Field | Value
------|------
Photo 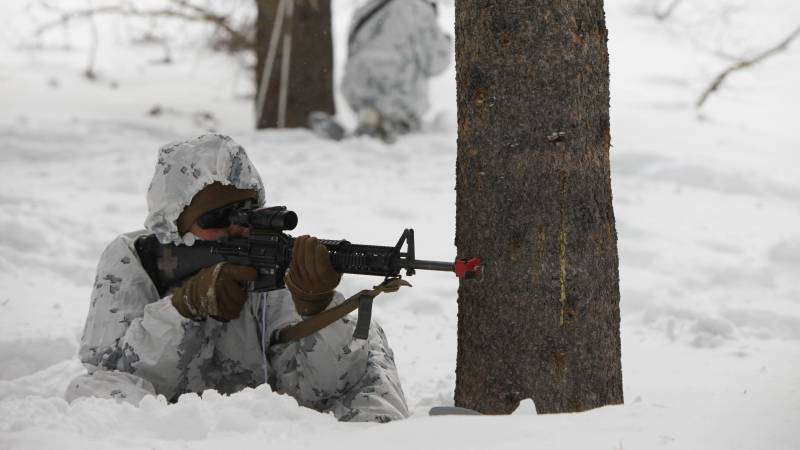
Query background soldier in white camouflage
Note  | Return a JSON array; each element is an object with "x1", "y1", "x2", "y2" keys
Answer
[
  {"x1": 312, "y1": 0, "x2": 452, "y2": 143},
  {"x1": 343, "y1": 0, "x2": 452, "y2": 142},
  {"x1": 66, "y1": 134, "x2": 409, "y2": 422}
]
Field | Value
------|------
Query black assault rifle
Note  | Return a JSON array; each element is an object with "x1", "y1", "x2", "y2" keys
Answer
[{"x1": 134, "y1": 206, "x2": 481, "y2": 339}]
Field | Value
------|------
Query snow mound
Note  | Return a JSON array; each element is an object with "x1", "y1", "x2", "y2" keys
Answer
[
  {"x1": 0, "y1": 337, "x2": 77, "y2": 380},
  {"x1": 0, "y1": 385, "x2": 333, "y2": 441}
]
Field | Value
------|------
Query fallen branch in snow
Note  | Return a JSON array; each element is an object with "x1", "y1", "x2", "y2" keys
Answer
[{"x1": 696, "y1": 25, "x2": 800, "y2": 108}]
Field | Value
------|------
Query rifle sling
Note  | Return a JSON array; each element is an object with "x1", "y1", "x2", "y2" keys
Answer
[
  {"x1": 347, "y1": 0, "x2": 394, "y2": 54},
  {"x1": 273, "y1": 278, "x2": 410, "y2": 344},
  {"x1": 353, "y1": 294, "x2": 374, "y2": 340}
]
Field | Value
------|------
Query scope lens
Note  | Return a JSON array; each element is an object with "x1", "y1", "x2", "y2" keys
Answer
[
  {"x1": 246, "y1": 207, "x2": 297, "y2": 230},
  {"x1": 270, "y1": 210, "x2": 298, "y2": 230}
]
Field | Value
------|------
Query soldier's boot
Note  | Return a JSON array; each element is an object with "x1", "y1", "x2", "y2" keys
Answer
[
  {"x1": 309, "y1": 111, "x2": 347, "y2": 141},
  {"x1": 355, "y1": 107, "x2": 401, "y2": 144}
]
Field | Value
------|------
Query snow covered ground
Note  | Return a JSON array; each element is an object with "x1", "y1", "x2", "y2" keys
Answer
[{"x1": 1, "y1": 0, "x2": 799, "y2": 449}]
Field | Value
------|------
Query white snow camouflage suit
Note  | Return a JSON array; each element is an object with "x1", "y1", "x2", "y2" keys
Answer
[
  {"x1": 66, "y1": 134, "x2": 409, "y2": 422},
  {"x1": 341, "y1": 0, "x2": 452, "y2": 131}
]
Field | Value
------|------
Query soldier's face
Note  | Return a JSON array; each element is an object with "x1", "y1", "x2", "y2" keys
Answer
[{"x1": 189, "y1": 222, "x2": 250, "y2": 241}]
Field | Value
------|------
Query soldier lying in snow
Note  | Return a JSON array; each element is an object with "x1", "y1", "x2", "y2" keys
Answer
[{"x1": 66, "y1": 134, "x2": 409, "y2": 422}]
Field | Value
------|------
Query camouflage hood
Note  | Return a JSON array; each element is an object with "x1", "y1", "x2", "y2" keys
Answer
[{"x1": 144, "y1": 134, "x2": 266, "y2": 245}]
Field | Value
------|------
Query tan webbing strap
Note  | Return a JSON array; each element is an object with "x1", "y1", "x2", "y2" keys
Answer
[{"x1": 273, "y1": 278, "x2": 411, "y2": 344}]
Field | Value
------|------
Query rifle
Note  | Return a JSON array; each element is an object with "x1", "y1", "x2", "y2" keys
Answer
[{"x1": 134, "y1": 206, "x2": 481, "y2": 339}]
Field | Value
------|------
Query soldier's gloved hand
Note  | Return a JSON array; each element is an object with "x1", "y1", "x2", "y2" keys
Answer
[
  {"x1": 171, "y1": 263, "x2": 257, "y2": 322},
  {"x1": 285, "y1": 235, "x2": 342, "y2": 316}
]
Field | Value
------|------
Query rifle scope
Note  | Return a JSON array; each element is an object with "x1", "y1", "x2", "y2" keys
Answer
[{"x1": 230, "y1": 206, "x2": 298, "y2": 231}]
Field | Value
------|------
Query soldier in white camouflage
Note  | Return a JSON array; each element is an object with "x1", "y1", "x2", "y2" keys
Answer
[
  {"x1": 66, "y1": 134, "x2": 409, "y2": 422},
  {"x1": 341, "y1": 0, "x2": 452, "y2": 141}
]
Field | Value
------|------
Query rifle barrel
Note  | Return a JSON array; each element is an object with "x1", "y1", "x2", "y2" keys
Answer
[{"x1": 408, "y1": 259, "x2": 454, "y2": 272}]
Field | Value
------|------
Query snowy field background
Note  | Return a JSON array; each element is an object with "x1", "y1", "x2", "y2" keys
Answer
[{"x1": 1, "y1": 0, "x2": 799, "y2": 449}]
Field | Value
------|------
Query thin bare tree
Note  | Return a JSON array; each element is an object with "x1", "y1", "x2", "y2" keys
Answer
[{"x1": 253, "y1": 0, "x2": 335, "y2": 129}]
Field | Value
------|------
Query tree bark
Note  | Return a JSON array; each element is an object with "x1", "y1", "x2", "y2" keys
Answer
[
  {"x1": 454, "y1": 0, "x2": 623, "y2": 414},
  {"x1": 254, "y1": 0, "x2": 335, "y2": 129}
]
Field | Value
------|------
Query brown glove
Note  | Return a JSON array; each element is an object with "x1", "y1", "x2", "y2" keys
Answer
[
  {"x1": 171, "y1": 263, "x2": 258, "y2": 322},
  {"x1": 284, "y1": 235, "x2": 342, "y2": 316}
]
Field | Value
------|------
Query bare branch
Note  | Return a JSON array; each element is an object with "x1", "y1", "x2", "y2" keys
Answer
[
  {"x1": 653, "y1": 0, "x2": 683, "y2": 22},
  {"x1": 696, "y1": 25, "x2": 800, "y2": 108},
  {"x1": 166, "y1": 0, "x2": 251, "y2": 48},
  {"x1": 35, "y1": 5, "x2": 127, "y2": 34},
  {"x1": 35, "y1": 3, "x2": 254, "y2": 51}
]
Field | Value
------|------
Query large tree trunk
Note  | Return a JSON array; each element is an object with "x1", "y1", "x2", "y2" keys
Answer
[
  {"x1": 254, "y1": 0, "x2": 335, "y2": 129},
  {"x1": 454, "y1": 0, "x2": 623, "y2": 414}
]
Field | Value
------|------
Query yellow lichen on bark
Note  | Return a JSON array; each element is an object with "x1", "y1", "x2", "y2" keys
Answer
[{"x1": 559, "y1": 175, "x2": 568, "y2": 326}]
